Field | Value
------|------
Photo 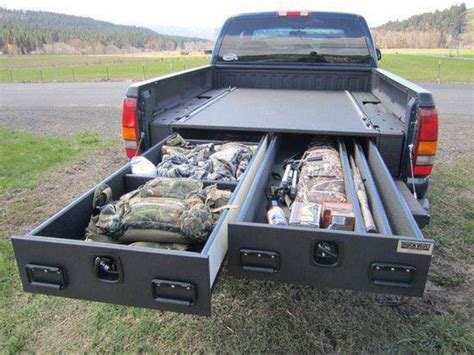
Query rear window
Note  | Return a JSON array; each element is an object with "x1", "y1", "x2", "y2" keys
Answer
[{"x1": 217, "y1": 15, "x2": 371, "y2": 65}]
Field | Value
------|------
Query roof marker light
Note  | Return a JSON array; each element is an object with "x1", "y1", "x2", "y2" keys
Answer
[{"x1": 276, "y1": 11, "x2": 311, "y2": 17}]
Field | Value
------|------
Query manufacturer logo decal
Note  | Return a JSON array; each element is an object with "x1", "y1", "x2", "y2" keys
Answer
[{"x1": 397, "y1": 240, "x2": 433, "y2": 255}]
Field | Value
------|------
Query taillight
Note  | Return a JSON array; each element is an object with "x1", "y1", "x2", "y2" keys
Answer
[
  {"x1": 121, "y1": 97, "x2": 140, "y2": 159},
  {"x1": 413, "y1": 107, "x2": 438, "y2": 177},
  {"x1": 276, "y1": 10, "x2": 311, "y2": 17}
]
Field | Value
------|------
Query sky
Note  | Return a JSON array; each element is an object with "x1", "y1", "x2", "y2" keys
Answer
[{"x1": 1, "y1": 0, "x2": 472, "y2": 29}]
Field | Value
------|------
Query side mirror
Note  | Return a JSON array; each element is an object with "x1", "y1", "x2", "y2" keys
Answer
[{"x1": 376, "y1": 48, "x2": 382, "y2": 61}]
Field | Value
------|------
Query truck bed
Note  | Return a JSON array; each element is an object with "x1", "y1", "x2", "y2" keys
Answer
[{"x1": 171, "y1": 88, "x2": 376, "y2": 136}]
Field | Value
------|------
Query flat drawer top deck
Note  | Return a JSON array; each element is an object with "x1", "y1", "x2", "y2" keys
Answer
[{"x1": 171, "y1": 88, "x2": 378, "y2": 137}]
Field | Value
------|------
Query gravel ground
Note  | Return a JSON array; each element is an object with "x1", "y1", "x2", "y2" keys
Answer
[
  {"x1": 0, "y1": 107, "x2": 122, "y2": 138},
  {"x1": 421, "y1": 83, "x2": 474, "y2": 163},
  {"x1": 0, "y1": 82, "x2": 130, "y2": 138}
]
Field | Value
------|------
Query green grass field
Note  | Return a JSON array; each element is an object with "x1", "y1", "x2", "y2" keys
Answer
[
  {"x1": 0, "y1": 55, "x2": 209, "y2": 83},
  {"x1": 0, "y1": 54, "x2": 164, "y2": 69},
  {"x1": 0, "y1": 51, "x2": 472, "y2": 83},
  {"x1": 0, "y1": 127, "x2": 473, "y2": 352},
  {"x1": 0, "y1": 128, "x2": 113, "y2": 193},
  {"x1": 379, "y1": 53, "x2": 474, "y2": 83},
  {"x1": 382, "y1": 48, "x2": 474, "y2": 58}
]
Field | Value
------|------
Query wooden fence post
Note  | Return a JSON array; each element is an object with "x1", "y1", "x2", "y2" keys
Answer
[{"x1": 437, "y1": 60, "x2": 441, "y2": 83}]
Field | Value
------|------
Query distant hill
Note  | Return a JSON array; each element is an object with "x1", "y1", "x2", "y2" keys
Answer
[
  {"x1": 0, "y1": 7, "x2": 212, "y2": 55},
  {"x1": 372, "y1": 3, "x2": 473, "y2": 48},
  {"x1": 149, "y1": 25, "x2": 219, "y2": 41}
]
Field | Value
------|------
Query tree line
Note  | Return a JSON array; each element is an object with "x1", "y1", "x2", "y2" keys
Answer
[
  {"x1": 0, "y1": 8, "x2": 211, "y2": 55},
  {"x1": 372, "y1": 4, "x2": 472, "y2": 48}
]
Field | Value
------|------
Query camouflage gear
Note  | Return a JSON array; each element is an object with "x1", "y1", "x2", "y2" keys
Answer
[
  {"x1": 85, "y1": 177, "x2": 232, "y2": 248},
  {"x1": 295, "y1": 139, "x2": 347, "y2": 204},
  {"x1": 92, "y1": 184, "x2": 112, "y2": 210},
  {"x1": 129, "y1": 241, "x2": 188, "y2": 251},
  {"x1": 156, "y1": 134, "x2": 255, "y2": 181},
  {"x1": 139, "y1": 177, "x2": 202, "y2": 199},
  {"x1": 350, "y1": 156, "x2": 376, "y2": 233}
]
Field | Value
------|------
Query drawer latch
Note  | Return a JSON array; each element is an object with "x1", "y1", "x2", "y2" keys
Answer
[
  {"x1": 93, "y1": 255, "x2": 123, "y2": 283},
  {"x1": 313, "y1": 241, "x2": 339, "y2": 267},
  {"x1": 240, "y1": 249, "x2": 280, "y2": 273}
]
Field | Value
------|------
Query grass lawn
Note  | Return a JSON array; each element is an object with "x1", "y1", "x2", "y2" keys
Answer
[
  {"x1": 1, "y1": 51, "x2": 473, "y2": 83},
  {"x1": 380, "y1": 54, "x2": 474, "y2": 83},
  {"x1": 381, "y1": 48, "x2": 474, "y2": 58},
  {"x1": 0, "y1": 128, "x2": 112, "y2": 193},
  {"x1": 0, "y1": 55, "x2": 209, "y2": 83},
  {"x1": 0, "y1": 127, "x2": 473, "y2": 352}
]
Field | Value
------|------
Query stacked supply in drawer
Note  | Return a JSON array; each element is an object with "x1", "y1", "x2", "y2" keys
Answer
[
  {"x1": 84, "y1": 134, "x2": 261, "y2": 253},
  {"x1": 265, "y1": 137, "x2": 376, "y2": 234}
]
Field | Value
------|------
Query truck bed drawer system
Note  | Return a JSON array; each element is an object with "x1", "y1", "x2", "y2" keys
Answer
[
  {"x1": 12, "y1": 79, "x2": 436, "y2": 316},
  {"x1": 12, "y1": 132, "x2": 433, "y2": 315}
]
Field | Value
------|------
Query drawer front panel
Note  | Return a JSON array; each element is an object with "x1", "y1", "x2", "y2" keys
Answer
[
  {"x1": 13, "y1": 237, "x2": 212, "y2": 315},
  {"x1": 229, "y1": 223, "x2": 432, "y2": 296}
]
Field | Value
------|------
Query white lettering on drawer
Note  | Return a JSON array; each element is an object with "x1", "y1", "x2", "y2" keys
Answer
[{"x1": 397, "y1": 240, "x2": 434, "y2": 256}]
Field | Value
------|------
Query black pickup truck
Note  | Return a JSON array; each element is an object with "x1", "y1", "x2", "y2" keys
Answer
[{"x1": 13, "y1": 11, "x2": 439, "y2": 316}]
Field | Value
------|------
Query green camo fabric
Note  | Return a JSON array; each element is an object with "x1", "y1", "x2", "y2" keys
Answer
[
  {"x1": 85, "y1": 177, "x2": 232, "y2": 248},
  {"x1": 156, "y1": 134, "x2": 256, "y2": 181}
]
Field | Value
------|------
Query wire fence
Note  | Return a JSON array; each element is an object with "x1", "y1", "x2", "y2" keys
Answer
[{"x1": 0, "y1": 57, "x2": 209, "y2": 83}]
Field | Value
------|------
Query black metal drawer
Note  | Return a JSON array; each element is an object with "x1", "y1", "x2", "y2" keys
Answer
[
  {"x1": 12, "y1": 134, "x2": 269, "y2": 316},
  {"x1": 228, "y1": 135, "x2": 434, "y2": 297}
]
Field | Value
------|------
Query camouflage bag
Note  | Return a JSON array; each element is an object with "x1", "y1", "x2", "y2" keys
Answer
[
  {"x1": 139, "y1": 177, "x2": 203, "y2": 199},
  {"x1": 86, "y1": 177, "x2": 232, "y2": 247},
  {"x1": 129, "y1": 241, "x2": 188, "y2": 251},
  {"x1": 157, "y1": 134, "x2": 256, "y2": 181},
  {"x1": 295, "y1": 139, "x2": 347, "y2": 204}
]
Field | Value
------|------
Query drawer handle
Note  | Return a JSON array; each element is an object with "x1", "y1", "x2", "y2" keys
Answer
[
  {"x1": 151, "y1": 279, "x2": 196, "y2": 307},
  {"x1": 26, "y1": 264, "x2": 67, "y2": 290},
  {"x1": 370, "y1": 263, "x2": 415, "y2": 288},
  {"x1": 240, "y1": 249, "x2": 280, "y2": 273}
]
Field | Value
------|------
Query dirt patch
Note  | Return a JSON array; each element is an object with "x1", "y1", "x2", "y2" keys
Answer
[{"x1": 0, "y1": 144, "x2": 126, "y2": 237}]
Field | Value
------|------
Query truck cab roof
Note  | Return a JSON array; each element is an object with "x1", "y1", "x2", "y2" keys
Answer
[
  {"x1": 212, "y1": 11, "x2": 377, "y2": 68},
  {"x1": 229, "y1": 11, "x2": 364, "y2": 20}
]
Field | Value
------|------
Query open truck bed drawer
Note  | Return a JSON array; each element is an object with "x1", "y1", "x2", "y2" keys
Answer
[
  {"x1": 228, "y1": 135, "x2": 434, "y2": 296},
  {"x1": 12, "y1": 134, "x2": 269, "y2": 316}
]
